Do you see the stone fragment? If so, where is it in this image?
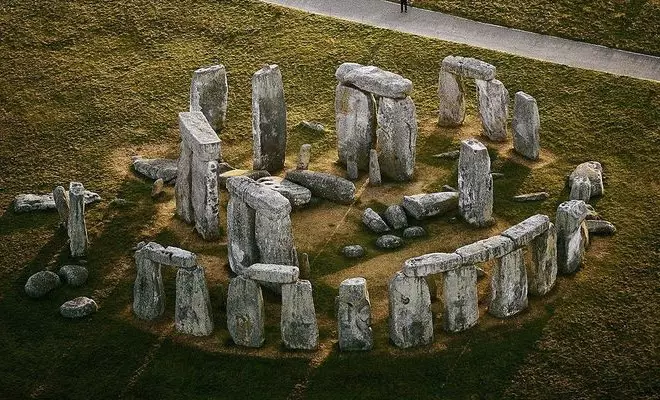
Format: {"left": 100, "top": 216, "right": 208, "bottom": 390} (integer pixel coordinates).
{"left": 337, "top": 277, "right": 373, "bottom": 351}
{"left": 388, "top": 272, "right": 433, "bottom": 348}
{"left": 281, "top": 280, "right": 319, "bottom": 350}
{"left": 175, "top": 266, "right": 214, "bottom": 336}
{"left": 376, "top": 234, "right": 403, "bottom": 249}
{"left": 362, "top": 208, "right": 390, "bottom": 233}
{"left": 569, "top": 175, "right": 592, "bottom": 202}
{"left": 52, "top": 186, "right": 69, "bottom": 227}
{"left": 244, "top": 263, "right": 299, "bottom": 284}
{"left": 298, "top": 121, "right": 325, "bottom": 134}
{"left": 402, "top": 192, "right": 458, "bottom": 220}
{"left": 513, "top": 192, "right": 549, "bottom": 202}
{"left": 403, "top": 226, "right": 426, "bottom": 238}
{"left": 455, "top": 235, "right": 515, "bottom": 265}
{"left": 384, "top": 205, "right": 408, "bottom": 230}
{"left": 556, "top": 200, "right": 588, "bottom": 274}
{"left": 68, "top": 182, "right": 88, "bottom": 257}
{"left": 489, "top": 248, "right": 528, "bottom": 318}
{"left": 175, "top": 141, "right": 194, "bottom": 223}
{"left": 586, "top": 220, "right": 616, "bottom": 235}
{"left": 285, "top": 170, "right": 356, "bottom": 204}
{"left": 368, "top": 149, "right": 382, "bottom": 186}
{"left": 257, "top": 176, "right": 312, "bottom": 207}
{"left": 25, "top": 271, "right": 61, "bottom": 298}
{"left": 299, "top": 252, "right": 311, "bottom": 279}
{"left": 432, "top": 150, "right": 460, "bottom": 160}
{"left": 342, "top": 245, "right": 365, "bottom": 258}
{"left": 133, "top": 251, "right": 164, "bottom": 320}
{"left": 218, "top": 169, "right": 271, "bottom": 187}
{"left": 255, "top": 211, "right": 298, "bottom": 267}
{"left": 458, "top": 139, "right": 493, "bottom": 226}
{"left": 569, "top": 161, "right": 604, "bottom": 199}
{"left": 403, "top": 252, "right": 462, "bottom": 277}
{"left": 529, "top": 223, "right": 557, "bottom": 296}
{"left": 339, "top": 65, "right": 412, "bottom": 99}
{"left": 296, "top": 144, "right": 312, "bottom": 170}
{"left": 60, "top": 297, "right": 98, "bottom": 318}
{"left": 190, "top": 64, "right": 228, "bottom": 131}
{"left": 438, "top": 69, "right": 465, "bottom": 126}
{"left": 335, "top": 84, "right": 375, "bottom": 170}
{"left": 141, "top": 242, "right": 198, "bottom": 268}
{"left": 442, "top": 265, "right": 479, "bottom": 332}
{"left": 512, "top": 92, "right": 541, "bottom": 160}
{"left": 346, "top": 154, "right": 359, "bottom": 181}
{"left": 14, "top": 191, "right": 100, "bottom": 213}
{"left": 226, "top": 197, "right": 258, "bottom": 275}
{"left": 178, "top": 111, "right": 221, "bottom": 162}
{"left": 151, "top": 178, "right": 164, "bottom": 198}
{"left": 376, "top": 96, "right": 418, "bottom": 181}
{"left": 476, "top": 79, "right": 509, "bottom": 141}
{"left": 227, "top": 276, "right": 265, "bottom": 347}
{"left": 441, "top": 56, "right": 496, "bottom": 81}
{"left": 500, "top": 214, "right": 551, "bottom": 247}
{"left": 252, "top": 64, "right": 286, "bottom": 172}
{"left": 132, "top": 158, "right": 178, "bottom": 183}
{"left": 226, "top": 176, "right": 291, "bottom": 216}
{"left": 57, "top": 265, "right": 88, "bottom": 287}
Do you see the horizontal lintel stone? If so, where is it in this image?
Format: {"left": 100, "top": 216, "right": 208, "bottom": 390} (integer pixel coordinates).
{"left": 402, "top": 252, "right": 463, "bottom": 277}
{"left": 244, "top": 263, "right": 300, "bottom": 284}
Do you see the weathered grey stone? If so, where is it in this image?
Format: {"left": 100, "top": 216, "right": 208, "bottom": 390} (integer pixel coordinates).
{"left": 14, "top": 191, "right": 100, "bottom": 213}
{"left": 285, "top": 170, "right": 356, "bottom": 204}
{"left": 281, "top": 280, "right": 319, "bottom": 350}
{"left": 368, "top": 149, "right": 382, "bottom": 186}
{"left": 337, "top": 277, "right": 373, "bottom": 351}
{"left": 581, "top": 220, "right": 590, "bottom": 249}
{"left": 252, "top": 64, "right": 286, "bottom": 172}
{"left": 362, "top": 208, "right": 390, "bottom": 233}
{"left": 335, "top": 62, "right": 363, "bottom": 82}
{"left": 255, "top": 211, "right": 298, "bottom": 267}
{"left": 476, "top": 79, "right": 509, "bottom": 141}
{"left": 133, "top": 158, "right": 178, "bottom": 183}
{"left": 403, "top": 226, "right": 426, "bottom": 238}
{"left": 298, "top": 121, "right": 325, "bottom": 134}
{"left": 403, "top": 252, "right": 462, "bottom": 277}
{"left": 60, "top": 297, "right": 98, "bottom": 318}
{"left": 377, "top": 96, "right": 418, "bottom": 181}
{"left": 175, "top": 141, "right": 194, "bottom": 223}
{"left": 25, "top": 271, "right": 61, "bottom": 298}
{"left": 191, "top": 159, "right": 219, "bottom": 240}
{"left": 227, "top": 276, "right": 265, "bottom": 347}
{"left": 456, "top": 235, "right": 515, "bottom": 265}
{"left": 586, "top": 220, "right": 616, "bottom": 235}
{"left": 339, "top": 65, "right": 413, "bottom": 99}
{"left": 432, "top": 150, "right": 460, "bottom": 160}
{"left": 570, "top": 175, "right": 592, "bottom": 202}
{"left": 335, "top": 84, "right": 375, "bottom": 170}
{"left": 388, "top": 272, "right": 433, "bottom": 348}
{"left": 402, "top": 192, "right": 458, "bottom": 220}
{"left": 141, "top": 242, "right": 198, "bottom": 268}
{"left": 346, "top": 153, "right": 359, "bottom": 181}
{"left": 376, "top": 234, "right": 403, "bottom": 249}
{"left": 489, "top": 248, "right": 528, "bottom": 318}
{"left": 442, "top": 265, "right": 479, "bottom": 332}
{"left": 178, "top": 111, "right": 221, "bottom": 162}
{"left": 52, "top": 186, "right": 69, "bottom": 228}
{"left": 299, "top": 252, "right": 311, "bottom": 279}
{"left": 227, "top": 197, "right": 258, "bottom": 275}
{"left": 512, "top": 91, "right": 540, "bottom": 160}
{"left": 296, "top": 144, "right": 312, "bottom": 170}
{"left": 513, "top": 192, "right": 549, "bottom": 202}
{"left": 501, "top": 214, "right": 550, "bottom": 247}
{"left": 441, "top": 56, "right": 496, "bottom": 81}
{"left": 133, "top": 251, "right": 164, "bottom": 320}
{"left": 68, "top": 182, "right": 88, "bottom": 257}
{"left": 257, "top": 176, "right": 312, "bottom": 207}
{"left": 226, "top": 176, "right": 291, "bottom": 216}
{"left": 529, "top": 222, "right": 557, "bottom": 296}
{"left": 458, "top": 139, "right": 493, "bottom": 227}
{"left": 57, "top": 265, "right": 88, "bottom": 287}
{"left": 218, "top": 169, "right": 271, "bottom": 187}
{"left": 190, "top": 64, "right": 228, "bottom": 131}
{"left": 175, "top": 266, "right": 213, "bottom": 336}
{"left": 244, "top": 263, "right": 299, "bottom": 284}
{"left": 342, "top": 245, "right": 365, "bottom": 258}
{"left": 556, "top": 200, "right": 588, "bottom": 274}
{"left": 569, "top": 161, "right": 604, "bottom": 198}
{"left": 151, "top": 178, "right": 164, "bottom": 198}
{"left": 438, "top": 69, "right": 465, "bottom": 127}
{"left": 384, "top": 205, "right": 408, "bottom": 230}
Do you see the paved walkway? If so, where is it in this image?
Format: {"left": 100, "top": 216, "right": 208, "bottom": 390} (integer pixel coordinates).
{"left": 262, "top": 0, "right": 660, "bottom": 82}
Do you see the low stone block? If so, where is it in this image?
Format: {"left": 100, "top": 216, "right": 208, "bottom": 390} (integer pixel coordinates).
{"left": 13, "top": 190, "right": 100, "bottom": 213}
{"left": 388, "top": 272, "right": 433, "bottom": 348}
{"left": 442, "top": 265, "right": 479, "bottom": 332}
{"left": 243, "top": 263, "right": 299, "bottom": 284}
{"left": 489, "top": 248, "right": 528, "bottom": 318}
{"left": 455, "top": 235, "right": 515, "bottom": 265}
{"left": 227, "top": 276, "right": 265, "bottom": 347}
{"left": 132, "top": 157, "right": 178, "bottom": 183}
{"left": 362, "top": 208, "right": 390, "bottom": 233}
{"left": 586, "top": 220, "right": 616, "bottom": 235}
{"left": 403, "top": 226, "right": 426, "bottom": 238}
{"left": 57, "top": 265, "right": 88, "bottom": 287}
{"left": 337, "top": 277, "right": 373, "bottom": 351}
{"left": 402, "top": 192, "right": 458, "bottom": 220}
{"left": 25, "top": 271, "right": 61, "bottom": 298}
{"left": 342, "top": 245, "right": 365, "bottom": 258}
{"left": 376, "top": 234, "right": 403, "bottom": 249}
{"left": 285, "top": 170, "right": 356, "bottom": 205}
{"left": 281, "top": 280, "right": 319, "bottom": 350}
{"left": 500, "top": 214, "right": 550, "bottom": 247}
{"left": 403, "top": 252, "right": 462, "bottom": 277}
{"left": 175, "top": 266, "right": 214, "bottom": 336}
{"left": 441, "top": 56, "right": 496, "bottom": 81}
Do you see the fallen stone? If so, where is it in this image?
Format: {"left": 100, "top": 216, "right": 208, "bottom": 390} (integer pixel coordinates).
{"left": 388, "top": 272, "right": 433, "bottom": 348}
{"left": 569, "top": 161, "right": 604, "bottom": 199}
{"left": 368, "top": 149, "right": 382, "bottom": 186}
{"left": 556, "top": 200, "right": 588, "bottom": 274}
{"left": 362, "top": 208, "right": 390, "bottom": 233}
{"left": 337, "top": 277, "right": 373, "bottom": 351}
{"left": 586, "top": 220, "right": 616, "bottom": 235}
{"left": 178, "top": 111, "right": 221, "bottom": 162}
{"left": 141, "top": 242, "right": 198, "bottom": 268}
{"left": 442, "top": 265, "right": 479, "bottom": 332}
{"left": 458, "top": 139, "right": 493, "bottom": 227}
{"left": 226, "top": 196, "right": 258, "bottom": 275}
{"left": 476, "top": 79, "right": 509, "bottom": 142}
{"left": 529, "top": 222, "right": 557, "bottom": 296}
{"left": 513, "top": 192, "right": 549, "bottom": 202}
{"left": 339, "top": 64, "right": 413, "bottom": 99}
{"left": 455, "top": 235, "right": 515, "bottom": 265}
{"left": 57, "top": 265, "right": 88, "bottom": 287}
{"left": 489, "top": 248, "right": 528, "bottom": 318}
{"left": 60, "top": 297, "right": 98, "bottom": 318}
{"left": 384, "top": 205, "right": 408, "bottom": 230}
{"left": 285, "top": 170, "right": 356, "bottom": 204}
{"left": 226, "top": 176, "right": 291, "bottom": 216}
{"left": 376, "top": 96, "right": 418, "bottom": 181}
{"left": 53, "top": 186, "right": 69, "bottom": 227}
{"left": 441, "top": 56, "right": 496, "bottom": 81}
{"left": 175, "top": 266, "right": 214, "bottom": 336}
{"left": 151, "top": 178, "right": 164, "bottom": 198}
{"left": 13, "top": 190, "right": 101, "bottom": 213}
{"left": 403, "top": 252, "right": 462, "bottom": 277}
{"left": 252, "top": 64, "right": 286, "bottom": 172}
{"left": 402, "top": 192, "right": 458, "bottom": 220}
{"left": 403, "top": 226, "right": 426, "bottom": 238}
{"left": 243, "top": 263, "right": 299, "bottom": 284}
{"left": 500, "top": 214, "right": 551, "bottom": 247}
{"left": 376, "top": 234, "right": 403, "bottom": 249}
{"left": 257, "top": 176, "right": 312, "bottom": 207}
{"left": 189, "top": 64, "right": 228, "bottom": 131}
{"left": 227, "top": 276, "right": 265, "bottom": 347}
{"left": 438, "top": 69, "right": 465, "bottom": 126}
{"left": 109, "top": 198, "right": 132, "bottom": 208}
{"left": 342, "top": 245, "right": 365, "bottom": 258}
{"left": 281, "top": 280, "right": 319, "bottom": 350}
{"left": 432, "top": 150, "right": 460, "bottom": 160}
{"left": 132, "top": 158, "right": 178, "bottom": 183}
{"left": 512, "top": 91, "right": 541, "bottom": 160}
{"left": 25, "top": 271, "right": 61, "bottom": 298}
{"left": 335, "top": 84, "right": 375, "bottom": 170}
{"left": 298, "top": 120, "right": 325, "bottom": 134}
{"left": 296, "top": 144, "right": 312, "bottom": 170}
{"left": 68, "top": 182, "right": 88, "bottom": 257}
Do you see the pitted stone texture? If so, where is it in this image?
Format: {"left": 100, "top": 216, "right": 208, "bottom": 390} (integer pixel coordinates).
{"left": 68, "top": 182, "right": 88, "bottom": 257}
{"left": 132, "top": 158, "right": 178, "bottom": 183}
{"left": 512, "top": 91, "right": 540, "bottom": 160}
{"left": 13, "top": 190, "right": 100, "bottom": 213}
{"left": 175, "top": 141, "right": 194, "bottom": 223}
{"left": 281, "top": 280, "right": 319, "bottom": 350}
{"left": 557, "top": 200, "right": 588, "bottom": 274}
{"left": 376, "top": 96, "right": 418, "bottom": 182}
{"left": 53, "top": 186, "right": 69, "bottom": 227}
{"left": 244, "top": 263, "right": 299, "bottom": 284}
{"left": 388, "top": 272, "right": 433, "bottom": 348}
{"left": 255, "top": 211, "right": 298, "bottom": 268}
{"left": 501, "top": 214, "right": 551, "bottom": 247}
{"left": 362, "top": 208, "right": 390, "bottom": 233}
{"left": 456, "top": 235, "right": 515, "bottom": 265}
{"left": 403, "top": 226, "right": 426, "bottom": 238}
{"left": 227, "top": 276, "right": 265, "bottom": 347}
{"left": 368, "top": 149, "right": 382, "bottom": 186}
{"left": 338, "top": 64, "right": 413, "bottom": 99}
{"left": 489, "top": 248, "right": 528, "bottom": 318}
{"left": 175, "top": 266, "right": 214, "bottom": 336}
{"left": 141, "top": 242, "right": 197, "bottom": 268}
{"left": 57, "top": 265, "right": 88, "bottom": 287}
{"left": 192, "top": 160, "right": 219, "bottom": 240}
{"left": 227, "top": 197, "right": 258, "bottom": 275}
{"left": 442, "top": 265, "right": 479, "bottom": 332}
{"left": 226, "top": 176, "right": 291, "bottom": 216}
{"left": 133, "top": 252, "right": 164, "bottom": 320}
{"left": 342, "top": 245, "right": 365, "bottom": 258}
{"left": 403, "top": 252, "right": 462, "bottom": 277}
{"left": 346, "top": 155, "right": 359, "bottom": 181}
{"left": 384, "top": 205, "right": 408, "bottom": 230}
{"left": 529, "top": 223, "right": 558, "bottom": 296}
{"left": 441, "top": 56, "right": 496, "bottom": 81}
{"left": 25, "top": 271, "right": 61, "bottom": 298}
{"left": 335, "top": 62, "right": 363, "bottom": 82}
{"left": 458, "top": 139, "right": 493, "bottom": 227}
{"left": 337, "top": 277, "right": 373, "bottom": 351}
{"left": 257, "top": 176, "right": 312, "bottom": 207}
{"left": 252, "top": 64, "right": 286, "bottom": 172}
{"left": 570, "top": 176, "right": 592, "bottom": 202}
{"left": 476, "top": 79, "right": 509, "bottom": 142}
{"left": 438, "top": 69, "right": 465, "bottom": 126}
{"left": 60, "top": 297, "right": 98, "bottom": 318}
{"left": 178, "top": 111, "right": 221, "bottom": 162}
{"left": 190, "top": 64, "right": 228, "bottom": 131}
{"left": 402, "top": 192, "right": 458, "bottom": 220}
{"left": 285, "top": 170, "right": 356, "bottom": 205}
{"left": 297, "top": 144, "right": 312, "bottom": 170}
{"left": 376, "top": 235, "right": 403, "bottom": 249}
{"left": 335, "top": 84, "right": 375, "bottom": 170}
{"left": 586, "top": 220, "right": 617, "bottom": 235}
{"left": 569, "top": 161, "right": 604, "bottom": 199}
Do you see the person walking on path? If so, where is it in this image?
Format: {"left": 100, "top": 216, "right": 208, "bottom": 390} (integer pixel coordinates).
{"left": 400, "top": 0, "right": 407, "bottom": 13}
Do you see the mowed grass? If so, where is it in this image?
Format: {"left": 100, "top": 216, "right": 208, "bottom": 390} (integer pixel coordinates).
{"left": 0, "top": 0, "right": 659, "bottom": 399}
{"left": 408, "top": 0, "right": 660, "bottom": 56}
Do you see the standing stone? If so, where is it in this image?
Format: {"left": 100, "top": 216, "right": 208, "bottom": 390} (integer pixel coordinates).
{"left": 377, "top": 96, "right": 418, "bottom": 181}
{"left": 442, "top": 265, "right": 479, "bottom": 332}
{"left": 458, "top": 139, "right": 493, "bottom": 226}
{"left": 53, "top": 186, "right": 69, "bottom": 228}
{"left": 175, "top": 141, "right": 194, "bottom": 223}
{"left": 191, "top": 159, "right": 219, "bottom": 240}
{"left": 255, "top": 211, "right": 297, "bottom": 267}
{"left": 175, "top": 266, "right": 214, "bottom": 336}
{"left": 337, "top": 277, "right": 373, "bottom": 351}
{"left": 297, "top": 144, "right": 312, "bottom": 170}
{"left": 133, "top": 251, "right": 165, "bottom": 320}
{"left": 438, "top": 69, "right": 465, "bottom": 126}
{"left": 299, "top": 252, "right": 311, "bottom": 279}
{"left": 227, "top": 276, "right": 265, "bottom": 347}
{"left": 476, "top": 79, "right": 508, "bottom": 142}
{"left": 529, "top": 223, "right": 558, "bottom": 296}
{"left": 335, "top": 84, "right": 375, "bottom": 170}
{"left": 68, "top": 182, "right": 88, "bottom": 257}
{"left": 368, "top": 149, "right": 381, "bottom": 186}
{"left": 489, "top": 248, "right": 528, "bottom": 318}
{"left": 384, "top": 205, "right": 408, "bottom": 230}
{"left": 226, "top": 197, "right": 258, "bottom": 275}
{"left": 190, "top": 64, "right": 228, "bottom": 131}
{"left": 569, "top": 175, "right": 592, "bottom": 202}
{"left": 346, "top": 153, "right": 359, "bottom": 181}
{"left": 556, "top": 200, "right": 588, "bottom": 274}
{"left": 388, "top": 271, "right": 433, "bottom": 348}
{"left": 512, "top": 91, "right": 540, "bottom": 160}
{"left": 252, "top": 65, "right": 287, "bottom": 172}
{"left": 281, "top": 280, "right": 319, "bottom": 350}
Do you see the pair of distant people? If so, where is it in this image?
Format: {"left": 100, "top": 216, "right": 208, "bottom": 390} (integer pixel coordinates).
{"left": 400, "top": 0, "right": 410, "bottom": 13}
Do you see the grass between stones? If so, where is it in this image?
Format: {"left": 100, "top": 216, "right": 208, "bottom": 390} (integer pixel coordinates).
{"left": 0, "top": 0, "right": 659, "bottom": 398}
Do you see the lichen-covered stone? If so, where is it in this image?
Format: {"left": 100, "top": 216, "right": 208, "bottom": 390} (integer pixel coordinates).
{"left": 335, "top": 84, "right": 375, "bottom": 170}
{"left": 500, "top": 214, "right": 550, "bottom": 247}
{"left": 133, "top": 157, "right": 178, "bottom": 183}
{"left": 190, "top": 64, "right": 228, "bottom": 131}
{"left": 458, "top": 139, "right": 493, "bottom": 227}
{"left": 57, "top": 265, "right": 88, "bottom": 287}
{"left": 376, "top": 234, "right": 403, "bottom": 249}
{"left": 569, "top": 161, "right": 604, "bottom": 199}
{"left": 489, "top": 248, "right": 528, "bottom": 318}
{"left": 226, "top": 176, "right": 291, "bottom": 216}
{"left": 252, "top": 64, "right": 286, "bottom": 172}
{"left": 285, "top": 170, "right": 356, "bottom": 205}
{"left": 296, "top": 144, "right": 312, "bottom": 170}
{"left": 132, "top": 251, "right": 164, "bottom": 320}
{"left": 403, "top": 226, "right": 426, "bottom": 238}
{"left": 388, "top": 272, "right": 433, "bottom": 348}
{"left": 362, "top": 208, "right": 390, "bottom": 233}
{"left": 175, "top": 266, "right": 214, "bottom": 336}
{"left": 402, "top": 192, "right": 458, "bottom": 220}
{"left": 244, "top": 263, "right": 299, "bottom": 284}
{"left": 441, "top": 56, "right": 496, "bottom": 80}
{"left": 53, "top": 186, "right": 69, "bottom": 227}
{"left": 141, "top": 242, "right": 197, "bottom": 268}
{"left": 25, "top": 271, "right": 61, "bottom": 298}
{"left": 191, "top": 159, "right": 219, "bottom": 240}
{"left": 455, "top": 235, "right": 515, "bottom": 265}
{"left": 13, "top": 190, "right": 100, "bottom": 213}
{"left": 529, "top": 223, "right": 557, "bottom": 296}
{"left": 384, "top": 205, "right": 408, "bottom": 230}
{"left": 60, "top": 297, "right": 98, "bottom": 318}
{"left": 337, "top": 277, "right": 373, "bottom": 351}
{"left": 570, "top": 175, "right": 592, "bottom": 202}
{"left": 178, "top": 111, "right": 221, "bottom": 162}
{"left": 403, "top": 252, "right": 462, "bottom": 277}
{"left": 255, "top": 211, "right": 298, "bottom": 268}
{"left": 257, "top": 176, "right": 312, "bottom": 207}
{"left": 512, "top": 91, "right": 540, "bottom": 160}
{"left": 226, "top": 197, "right": 258, "bottom": 275}
{"left": 438, "top": 69, "right": 465, "bottom": 126}
{"left": 335, "top": 62, "right": 363, "bottom": 82}
{"left": 281, "top": 280, "right": 319, "bottom": 350}
{"left": 338, "top": 64, "right": 413, "bottom": 99}
{"left": 442, "top": 265, "right": 479, "bottom": 332}
{"left": 376, "top": 96, "right": 417, "bottom": 181}
{"left": 556, "top": 200, "right": 588, "bottom": 274}
{"left": 342, "top": 245, "right": 365, "bottom": 258}
{"left": 368, "top": 149, "right": 382, "bottom": 186}
{"left": 346, "top": 154, "right": 359, "bottom": 181}
{"left": 218, "top": 169, "right": 270, "bottom": 187}
{"left": 227, "top": 276, "right": 265, "bottom": 347}
{"left": 476, "top": 79, "right": 509, "bottom": 142}
{"left": 68, "top": 182, "right": 88, "bottom": 257}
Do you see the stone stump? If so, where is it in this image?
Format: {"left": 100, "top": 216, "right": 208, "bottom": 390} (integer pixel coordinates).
{"left": 190, "top": 64, "right": 228, "bottom": 131}
{"left": 133, "top": 251, "right": 164, "bottom": 320}
{"left": 376, "top": 96, "right": 418, "bottom": 182}
{"left": 529, "top": 222, "right": 558, "bottom": 295}
{"left": 227, "top": 276, "right": 265, "bottom": 347}
{"left": 53, "top": 185, "right": 69, "bottom": 228}
{"left": 175, "top": 266, "right": 214, "bottom": 336}
{"left": 442, "top": 265, "right": 479, "bottom": 332}
{"left": 335, "top": 84, "right": 375, "bottom": 170}
{"left": 68, "top": 182, "right": 88, "bottom": 257}
{"left": 489, "top": 248, "right": 528, "bottom": 318}
{"left": 297, "top": 144, "right": 311, "bottom": 170}
{"left": 252, "top": 64, "right": 287, "bottom": 172}
{"left": 388, "top": 271, "right": 433, "bottom": 348}
{"left": 281, "top": 280, "right": 319, "bottom": 350}
{"left": 337, "top": 277, "right": 373, "bottom": 351}
{"left": 556, "top": 200, "right": 588, "bottom": 274}
{"left": 458, "top": 139, "right": 493, "bottom": 226}
{"left": 512, "top": 91, "right": 540, "bottom": 160}
{"left": 476, "top": 79, "right": 508, "bottom": 141}
{"left": 438, "top": 69, "right": 465, "bottom": 126}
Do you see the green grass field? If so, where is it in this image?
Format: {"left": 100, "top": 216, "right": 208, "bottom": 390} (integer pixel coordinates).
{"left": 0, "top": 0, "right": 659, "bottom": 399}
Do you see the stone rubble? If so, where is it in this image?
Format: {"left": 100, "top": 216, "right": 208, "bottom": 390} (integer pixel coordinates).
{"left": 342, "top": 245, "right": 365, "bottom": 258}
{"left": 60, "top": 297, "right": 98, "bottom": 318}
{"left": 402, "top": 226, "right": 426, "bottom": 238}
{"left": 383, "top": 205, "right": 408, "bottom": 230}
{"left": 25, "top": 271, "right": 61, "bottom": 298}
{"left": 376, "top": 234, "right": 403, "bottom": 249}
{"left": 57, "top": 265, "right": 88, "bottom": 287}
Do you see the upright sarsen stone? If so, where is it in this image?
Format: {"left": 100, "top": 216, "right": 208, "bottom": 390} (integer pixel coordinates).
{"left": 512, "top": 91, "right": 540, "bottom": 160}
{"left": 442, "top": 265, "right": 479, "bottom": 332}
{"left": 368, "top": 149, "right": 382, "bottom": 186}
{"left": 556, "top": 200, "right": 588, "bottom": 274}
{"left": 377, "top": 96, "right": 418, "bottom": 181}
{"left": 337, "top": 277, "right": 373, "bottom": 351}
{"left": 175, "top": 141, "right": 194, "bottom": 223}
{"left": 476, "top": 79, "right": 508, "bottom": 142}
{"left": 191, "top": 160, "right": 219, "bottom": 240}
{"left": 529, "top": 223, "right": 558, "bottom": 295}
{"left": 438, "top": 69, "right": 465, "bottom": 126}
{"left": 281, "top": 280, "right": 319, "bottom": 350}
{"left": 133, "top": 250, "right": 165, "bottom": 320}
{"left": 489, "top": 248, "right": 528, "bottom": 318}
{"left": 458, "top": 139, "right": 493, "bottom": 226}
{"left": 255, "top": 211, "right": 297, "bottom": 267}
{"left": 226, "top": 197, "right": 258, "bottom": 275}
{"left": 388, "top": 271, "right": 433, "bottom": 348}
{"left": 175, "top": 266, "right": 214, "bottom": 336}
{"left": 335, "top": 84, "right": 375, "bottom": 170}
{"left": 68, "top": 182, "right": 88, "bottom": 257}
{"left": 190, "top": 65, "right": 228, "bottom": 131}
{"left": 227, "top": 276, "right": 265, "bottom": 347}
{"left": 252, "top": 65, "right": 287, "bottom": 172}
